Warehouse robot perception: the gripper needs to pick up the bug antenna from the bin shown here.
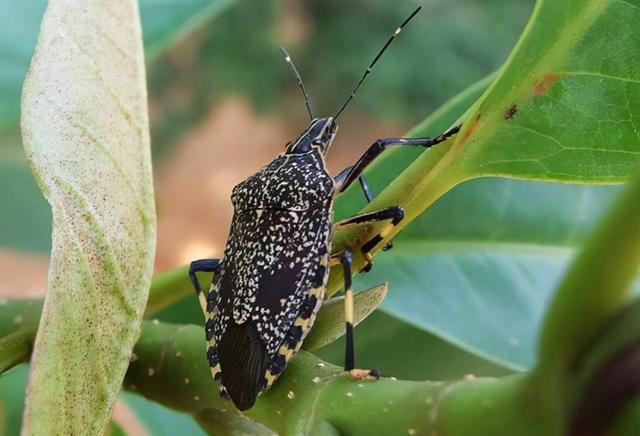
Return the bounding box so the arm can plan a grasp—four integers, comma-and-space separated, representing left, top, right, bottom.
333, 6, 422, 121
281, 47, 314, 121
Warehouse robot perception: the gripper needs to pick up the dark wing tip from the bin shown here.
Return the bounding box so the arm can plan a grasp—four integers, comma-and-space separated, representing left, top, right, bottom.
218, 320, 270, 411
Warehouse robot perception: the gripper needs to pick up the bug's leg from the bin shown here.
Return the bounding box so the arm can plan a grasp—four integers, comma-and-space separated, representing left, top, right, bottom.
334, 207, 404, 272
335, 125, 461, 194
335, 167, 374, 202
188, 259, 221, 316
335, 168, 395, 252
335, 250, 380, 380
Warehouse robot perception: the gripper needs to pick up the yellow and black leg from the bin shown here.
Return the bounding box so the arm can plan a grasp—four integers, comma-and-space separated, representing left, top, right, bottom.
189, 258, 221, 316
337, 250, 380, 379
335, 207, 404, 272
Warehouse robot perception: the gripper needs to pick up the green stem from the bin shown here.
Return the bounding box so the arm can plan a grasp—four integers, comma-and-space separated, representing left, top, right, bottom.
125, 321, 529, 436
537, 170, 640, 373
0, 328, 34, 373
144, 265, 196, 317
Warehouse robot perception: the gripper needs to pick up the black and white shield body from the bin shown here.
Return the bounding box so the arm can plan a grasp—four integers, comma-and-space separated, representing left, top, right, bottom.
205, 146, 334, 410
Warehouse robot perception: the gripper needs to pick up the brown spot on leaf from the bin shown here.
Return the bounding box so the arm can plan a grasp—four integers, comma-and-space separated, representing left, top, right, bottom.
504, 104, 518, 120
533, 74, 561, 96
458, 114, 481, 146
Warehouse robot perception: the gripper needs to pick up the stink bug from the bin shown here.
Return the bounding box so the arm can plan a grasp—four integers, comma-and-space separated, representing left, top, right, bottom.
189, 6, 461, 411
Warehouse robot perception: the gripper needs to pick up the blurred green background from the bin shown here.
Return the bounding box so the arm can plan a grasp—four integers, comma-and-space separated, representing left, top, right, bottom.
0, 0, 533, 254
0, 0, 542, 434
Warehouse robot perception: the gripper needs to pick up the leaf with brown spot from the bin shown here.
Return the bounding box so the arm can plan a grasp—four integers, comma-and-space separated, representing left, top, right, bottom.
532, 73, 562, 96
330, 0, 640, 284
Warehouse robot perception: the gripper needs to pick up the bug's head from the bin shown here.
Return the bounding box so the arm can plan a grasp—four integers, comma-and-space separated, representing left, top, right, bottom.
285, 117, 338, 155
282, 6, 421, 156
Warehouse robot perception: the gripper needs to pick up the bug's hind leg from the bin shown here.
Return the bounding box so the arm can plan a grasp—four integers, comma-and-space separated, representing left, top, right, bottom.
334, 207, 404, 272
334, 250, 380, 380
189, 258, 221, 317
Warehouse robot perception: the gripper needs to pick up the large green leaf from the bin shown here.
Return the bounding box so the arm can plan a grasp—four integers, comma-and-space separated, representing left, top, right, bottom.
461, 0, 640, 182
329, 0, 640, 281
20, 1, 156, 433
325, 0, 640, 370
434, 168, 640, 436
353, 178, 622, 370
0, 0, 234, 128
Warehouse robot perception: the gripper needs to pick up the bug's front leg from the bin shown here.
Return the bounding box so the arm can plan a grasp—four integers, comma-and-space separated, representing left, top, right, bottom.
332, 250, 380, 380
334, 124, 461, 194
334, 207, 404, 272
189, 258, 221, 316
335, 166, 374, 203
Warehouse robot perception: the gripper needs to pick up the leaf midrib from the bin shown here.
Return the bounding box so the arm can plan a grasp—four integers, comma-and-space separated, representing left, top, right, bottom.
391, 239, 579, 254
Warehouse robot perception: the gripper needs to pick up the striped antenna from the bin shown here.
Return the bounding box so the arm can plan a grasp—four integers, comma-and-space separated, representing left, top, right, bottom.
333, 6, 422, 121
281, 47, 314, 121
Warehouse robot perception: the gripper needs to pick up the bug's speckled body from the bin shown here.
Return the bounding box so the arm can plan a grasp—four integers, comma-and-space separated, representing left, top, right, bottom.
205, 119, 338, 410
188, 6, 456, 411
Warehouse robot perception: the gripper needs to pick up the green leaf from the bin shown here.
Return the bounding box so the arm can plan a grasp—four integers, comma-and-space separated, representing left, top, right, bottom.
329, 0, 640, 282
0, 0, 235, 128
326, 0, 640, 369
353, 178, 622, 370
459, 0, 640, 182
303, 283, 387, 351
333, 74, 494, 221
20, 1, 156, 433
